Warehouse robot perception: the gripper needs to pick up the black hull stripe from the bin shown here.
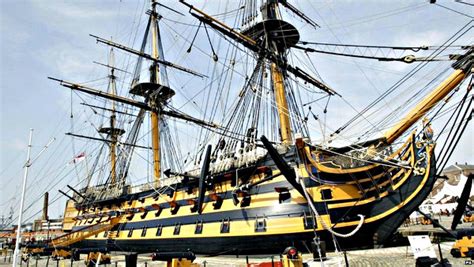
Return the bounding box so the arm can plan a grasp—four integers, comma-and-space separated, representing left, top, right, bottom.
73, 171, 425, 237
78, 169, 401, 223
73, 203, 313, 231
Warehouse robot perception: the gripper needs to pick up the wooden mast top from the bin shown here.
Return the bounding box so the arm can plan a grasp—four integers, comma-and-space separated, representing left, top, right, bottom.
98, 48, 125, 185
261, 0, 296, 145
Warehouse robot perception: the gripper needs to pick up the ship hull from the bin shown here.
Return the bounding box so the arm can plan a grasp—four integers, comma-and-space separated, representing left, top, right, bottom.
71, 143, 436, 255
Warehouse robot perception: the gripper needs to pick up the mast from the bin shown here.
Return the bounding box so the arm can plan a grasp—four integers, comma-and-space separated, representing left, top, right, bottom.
150, 0, 162, 187
383, 51, 472, 144
271, 63, 292, 144
98, 48, 125, 185
264, 1, 293, 144
180, 0, 337, 145
108, 49, 118, 184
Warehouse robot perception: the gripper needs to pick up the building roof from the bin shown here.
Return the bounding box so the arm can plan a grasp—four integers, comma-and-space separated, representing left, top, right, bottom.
441, 163, 474, 176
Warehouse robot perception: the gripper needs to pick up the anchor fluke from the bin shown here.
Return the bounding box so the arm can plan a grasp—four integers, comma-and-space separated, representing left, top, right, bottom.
260, 135, 306, 197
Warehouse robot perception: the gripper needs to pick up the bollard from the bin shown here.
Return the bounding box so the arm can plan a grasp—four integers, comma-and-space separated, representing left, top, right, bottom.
115, 261, 118, 267
56, 259, 59, 267
35, 257, 38, 267
46, 256, 50, 266
145, 262, 147, 267
70, 256, 74, 267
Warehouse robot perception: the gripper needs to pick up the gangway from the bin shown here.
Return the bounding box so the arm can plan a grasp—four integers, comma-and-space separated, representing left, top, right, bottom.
51, 216, 121, 248
23, 216, 122, 259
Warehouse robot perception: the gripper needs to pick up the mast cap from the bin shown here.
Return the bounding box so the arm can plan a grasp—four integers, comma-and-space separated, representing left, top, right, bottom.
242, 19, 300, 49
130, 82, 175, 101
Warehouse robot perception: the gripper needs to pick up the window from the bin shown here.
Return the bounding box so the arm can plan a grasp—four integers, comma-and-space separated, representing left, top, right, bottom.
220, 218, 230, 233
141, 227, 147, 237
212, 197, 223, 210
321, 189, 333, 200
127, 228, 134, 237
173, 223, 181, 235
255, 217, 266, 232
303, 212, 316, 230
240, 195, 251, 207
156, 225, 163, 236
195, 220, 203, 234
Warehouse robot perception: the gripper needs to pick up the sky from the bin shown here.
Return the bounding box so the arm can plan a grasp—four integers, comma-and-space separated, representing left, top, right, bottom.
0, 0, 473, 225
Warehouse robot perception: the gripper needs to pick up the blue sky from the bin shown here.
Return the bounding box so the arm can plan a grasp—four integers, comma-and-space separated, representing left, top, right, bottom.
1, 0, 472, 223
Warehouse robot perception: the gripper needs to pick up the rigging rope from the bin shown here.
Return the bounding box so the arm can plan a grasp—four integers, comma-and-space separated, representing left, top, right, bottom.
332, 20, 473, 138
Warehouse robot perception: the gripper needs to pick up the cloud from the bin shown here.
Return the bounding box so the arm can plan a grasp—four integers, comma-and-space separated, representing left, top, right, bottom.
31, 1, 119, 21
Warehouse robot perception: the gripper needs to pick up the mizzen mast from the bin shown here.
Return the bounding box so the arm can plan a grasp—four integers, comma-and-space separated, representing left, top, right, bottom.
98, 48, 125, 185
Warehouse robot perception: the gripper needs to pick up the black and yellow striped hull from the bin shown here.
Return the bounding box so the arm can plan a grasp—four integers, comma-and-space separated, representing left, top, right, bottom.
63, 138, 436, 254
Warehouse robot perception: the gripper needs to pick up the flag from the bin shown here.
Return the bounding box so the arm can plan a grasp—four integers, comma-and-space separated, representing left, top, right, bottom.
71, 152, 86, 164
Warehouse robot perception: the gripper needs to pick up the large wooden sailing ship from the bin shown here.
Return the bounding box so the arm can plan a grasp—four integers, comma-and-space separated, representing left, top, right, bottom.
41, 0, 472, 260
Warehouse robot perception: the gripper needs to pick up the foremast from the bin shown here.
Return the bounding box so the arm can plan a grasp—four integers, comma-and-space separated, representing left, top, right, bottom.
51, 0, 223, 195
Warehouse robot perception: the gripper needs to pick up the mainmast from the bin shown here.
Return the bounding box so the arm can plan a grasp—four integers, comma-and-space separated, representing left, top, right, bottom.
181, 0, 337, 145
150, 0, 162, 186
109, 51, 118, 184
127, 0, 176, 187
260, 0, 296, 145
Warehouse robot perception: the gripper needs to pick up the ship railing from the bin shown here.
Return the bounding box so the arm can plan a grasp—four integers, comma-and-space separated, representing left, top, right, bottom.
74, 183, 126, 202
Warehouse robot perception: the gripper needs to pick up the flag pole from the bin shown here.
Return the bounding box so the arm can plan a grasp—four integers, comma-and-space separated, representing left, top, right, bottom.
12, 131, 55, 266
12, 128, 33, 267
